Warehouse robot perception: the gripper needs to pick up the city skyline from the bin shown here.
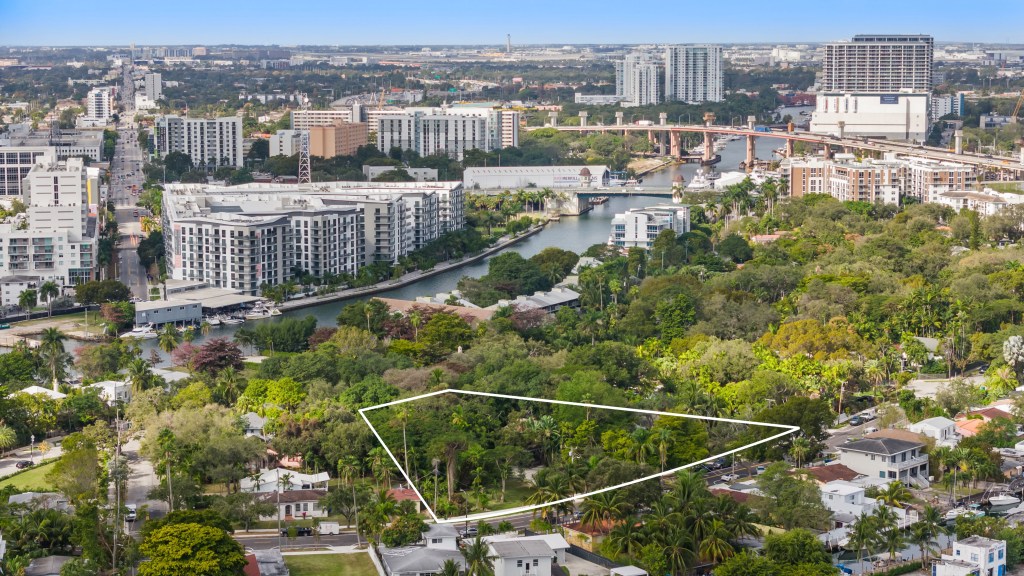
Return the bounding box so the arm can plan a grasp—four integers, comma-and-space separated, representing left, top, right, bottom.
1, 0, 1023, 46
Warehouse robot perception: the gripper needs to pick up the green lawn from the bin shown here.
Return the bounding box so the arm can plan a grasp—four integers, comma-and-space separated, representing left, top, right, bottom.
284, 553, 376, 576
0, 461, 57, 491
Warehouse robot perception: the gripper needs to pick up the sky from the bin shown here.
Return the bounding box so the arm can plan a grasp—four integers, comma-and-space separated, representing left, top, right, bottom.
1, 0, 1022, 46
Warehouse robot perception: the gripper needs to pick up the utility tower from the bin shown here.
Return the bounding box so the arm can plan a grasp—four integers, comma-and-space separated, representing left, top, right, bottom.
298, 92, 311, 186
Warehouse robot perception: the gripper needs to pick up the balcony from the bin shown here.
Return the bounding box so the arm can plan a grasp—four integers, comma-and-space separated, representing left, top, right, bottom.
889, 455, 929, 472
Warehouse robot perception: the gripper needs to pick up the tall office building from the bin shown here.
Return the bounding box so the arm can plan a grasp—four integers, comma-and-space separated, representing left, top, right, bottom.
0, 146, 57, 196
144, 72, 162, 102
664, 45, 724, 104
154, 115, 244, 168
616, 52, 660, 107
821, 35, 934, 92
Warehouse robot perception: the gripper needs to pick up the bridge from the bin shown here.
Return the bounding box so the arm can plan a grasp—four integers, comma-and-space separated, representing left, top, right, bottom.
542, 111, 1024, 178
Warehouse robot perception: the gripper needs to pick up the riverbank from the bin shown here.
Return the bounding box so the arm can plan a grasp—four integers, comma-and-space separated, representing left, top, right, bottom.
629, 156, 678, 177
277, 223, 548, 313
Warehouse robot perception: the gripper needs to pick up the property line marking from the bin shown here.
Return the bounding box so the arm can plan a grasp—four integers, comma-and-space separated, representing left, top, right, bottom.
359, 388, 799, 524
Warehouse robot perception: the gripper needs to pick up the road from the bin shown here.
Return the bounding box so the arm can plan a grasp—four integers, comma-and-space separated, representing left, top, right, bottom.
111, 63, 150, 300
0, 439, 65, 479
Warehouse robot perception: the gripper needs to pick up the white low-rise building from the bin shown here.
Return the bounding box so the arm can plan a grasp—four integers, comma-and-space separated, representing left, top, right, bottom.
489, 540, 554, 576
240, 468, 330, 493
810, 91, 931, 142
463, 166, 611, 190
609, 205, 691, 249
933, 535, 1007, 576
483, 534, 570, 563
88, 380, 131, 405
133, 299, 202, 328
820, 480, 880, 519
908, 416, 960, 447
934, 189, 1024, 216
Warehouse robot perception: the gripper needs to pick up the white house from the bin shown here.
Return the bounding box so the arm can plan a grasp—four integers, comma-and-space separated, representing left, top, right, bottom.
422, 524, 459, 551
820, 481, 880, 519
908, 417, 959, 447
257, 489, 326, 520
16, 386, 66, 401
240, 468, 330, 493
483, 533, 571, 563
88, 380, 131, 405
838, 438, 929, 485
242, 412, 267, 439
489, 540, 555, 576
933, 535, 1007, 576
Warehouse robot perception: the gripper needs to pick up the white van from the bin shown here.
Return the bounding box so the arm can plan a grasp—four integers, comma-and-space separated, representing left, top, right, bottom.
317, 521, 341, 535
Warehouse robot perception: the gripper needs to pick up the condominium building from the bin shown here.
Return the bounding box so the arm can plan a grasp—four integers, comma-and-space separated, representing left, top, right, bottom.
269, 129, 303, 157
0, 158, 98, 288
309, 122, 368, 158
616, 52, 660, 107
290, 109, 354, 130
0, 146, 57, 197
932, 93, 965, 121
376, 107, 518, 160
781, 153, 976, 204
2, 124, 104, 162
84, 86, 114, 122
154, 115, 244, 168
608, 205, 690, 249
144, 72, 162, 102
162, 181, 464, 293
665, 45, 724, 104
821, 35, 934, 92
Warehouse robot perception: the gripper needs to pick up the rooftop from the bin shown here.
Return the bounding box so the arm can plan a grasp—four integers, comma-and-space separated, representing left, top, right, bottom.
840, 437, 924, 455
958, 535, 1005, 549
488, 540, 555, 559
379, 546, 465, 574
802, 464, 860, 484
423, 523, 459, 539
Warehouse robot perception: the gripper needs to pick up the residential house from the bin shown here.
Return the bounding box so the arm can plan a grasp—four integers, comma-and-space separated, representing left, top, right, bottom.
88, 380, 131, 405
421, 524, 459, 550
908, 417, 959, 447
389, 487, 423, 513
257, 489, 327, 520
242, 412, 267, 439
240, 468, 330, 493
800, 464, 861, 485
8, 492, 70, 512
933, 535, 1007, 576
24, 556, 74, 576
489, 540, 555, 576
483, 534, 570, 563
17, 386, 66, 401
838, 438, 929, 485
956, 419, 988, 438
380, 525, 466, 576
820, 481, 880, 520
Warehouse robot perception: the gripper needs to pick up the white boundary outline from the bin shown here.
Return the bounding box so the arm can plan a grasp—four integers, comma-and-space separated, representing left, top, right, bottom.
359, 388, 799, 524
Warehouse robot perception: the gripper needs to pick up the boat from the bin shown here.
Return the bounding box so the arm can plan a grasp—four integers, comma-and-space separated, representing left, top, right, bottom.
120, 324, 158, 339
245, 305, 274, 320
686, 170, 719, 191
990, 494, 1021, 507
270, 307, 282, 316
218, 314, 244, 325
204, 316, 222, 326
944, 506, 985, 522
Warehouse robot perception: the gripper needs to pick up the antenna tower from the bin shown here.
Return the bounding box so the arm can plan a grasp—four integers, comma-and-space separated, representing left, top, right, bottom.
298, 92, 311, 186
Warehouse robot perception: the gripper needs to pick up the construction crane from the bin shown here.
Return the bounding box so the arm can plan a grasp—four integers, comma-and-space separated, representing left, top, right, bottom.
1013, 88, 1024, 122
377, 87, 387, 111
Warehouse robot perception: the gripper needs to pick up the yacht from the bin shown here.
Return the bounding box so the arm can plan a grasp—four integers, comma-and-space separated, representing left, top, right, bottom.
244, 305, 274, 320
270, 307, 282, 316
686, 170, 719, 191
944, 506, 985, 522
218, 314, 244, 325
990, 494, 1021, 507
204, 316, 222, 326
120, 324, 158, 339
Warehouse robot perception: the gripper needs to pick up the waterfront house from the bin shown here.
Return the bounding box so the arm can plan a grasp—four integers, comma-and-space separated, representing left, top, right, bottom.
837, 438, 928, 485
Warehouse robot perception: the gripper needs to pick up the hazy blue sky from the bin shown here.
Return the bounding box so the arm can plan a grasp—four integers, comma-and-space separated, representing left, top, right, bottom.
1, 0, 1022, 46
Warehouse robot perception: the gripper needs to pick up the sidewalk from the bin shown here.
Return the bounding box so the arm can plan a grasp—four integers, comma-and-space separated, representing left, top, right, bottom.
282, 546, 366, 555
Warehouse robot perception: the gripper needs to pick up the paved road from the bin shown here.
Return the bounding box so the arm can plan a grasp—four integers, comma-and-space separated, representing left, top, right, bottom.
235, 532, 359, 550
0, 440, 64, 479
112, 63, 149, 300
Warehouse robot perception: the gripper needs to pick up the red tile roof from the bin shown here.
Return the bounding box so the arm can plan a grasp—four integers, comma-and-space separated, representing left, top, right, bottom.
388, 488, 420, 502
802, 464, 860, 483
710, 488, 751, 504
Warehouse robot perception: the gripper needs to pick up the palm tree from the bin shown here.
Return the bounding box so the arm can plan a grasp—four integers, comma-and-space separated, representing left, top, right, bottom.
911, 522, 937, 565
38, 281, 59, 317
18, 288, 37, 313
848, 512, 877, 568
181, 326, 196, 343
876, 481, 913, 508
199, 320, 212, 337
789, 437, 812, 468
580, 491, 625, 534
215, 366, 241, 404
659, 526, 697, 576
0, 425, 16, 457
39, 327, 67, 385
607, 519, 645, 561
158, 324, 181, 354
338, 456, 362, 545
439, 559, 461, 576
698, 519, 735, 564
126, 358, 153, 395
462, 536, 496, 576
652, 428, 673, 472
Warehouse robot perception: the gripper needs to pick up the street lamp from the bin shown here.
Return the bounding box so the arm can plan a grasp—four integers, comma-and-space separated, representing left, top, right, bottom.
29, 434, 34, 464
432, 459, 440, 515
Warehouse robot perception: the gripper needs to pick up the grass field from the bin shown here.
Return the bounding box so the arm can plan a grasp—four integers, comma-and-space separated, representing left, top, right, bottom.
284, 553, 376, 576
0, 461, 57, 491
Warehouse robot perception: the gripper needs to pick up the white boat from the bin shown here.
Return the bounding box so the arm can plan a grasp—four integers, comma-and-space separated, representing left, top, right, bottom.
270, 307, 282, 316
204, 316, 222, 326
944, 506, 985, 521
686, 170, 719, 191
245, 306, 273, 320
218, 314, 244, 325
990, 494, 1021, 507
120, 324, 158, 339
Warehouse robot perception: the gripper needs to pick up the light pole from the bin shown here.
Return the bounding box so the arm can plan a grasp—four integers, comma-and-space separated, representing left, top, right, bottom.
432, 459, 440, 515
29, 434, 34, 464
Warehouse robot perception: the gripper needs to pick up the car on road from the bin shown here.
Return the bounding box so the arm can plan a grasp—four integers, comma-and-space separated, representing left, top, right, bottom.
755, 465, 766, 475
458, 527, 479, 538
125, 504, 137, 521
864, 426, 879, 434
15, 460, 31, 469
849, 416, 863, 426
133, 210, 139, 217
721, 473, 739, 482
281, 526, 313, 537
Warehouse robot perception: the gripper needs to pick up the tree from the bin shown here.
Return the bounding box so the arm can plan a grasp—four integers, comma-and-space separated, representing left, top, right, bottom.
75, 280, 131, 304
39, 327, 69, 385
875, 481, 912, 507
461, 536, 496, 576
763, 528, 831, 565
753, 463, 830, 530
158, 324, 182, 354
788, 436, 812, 468
18, 288, 37, 311
1005, 335, 1024, 384
717, 233, 753, 263
138, 523, 246, 576
419, 312, 473, 363
192, 338, 244, 374
39, 281, 60, 317
0, 425, 16, 457
46, 434, 101, 504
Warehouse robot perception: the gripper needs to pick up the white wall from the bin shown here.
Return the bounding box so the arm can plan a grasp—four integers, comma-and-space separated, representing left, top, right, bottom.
810, 92, 930, 142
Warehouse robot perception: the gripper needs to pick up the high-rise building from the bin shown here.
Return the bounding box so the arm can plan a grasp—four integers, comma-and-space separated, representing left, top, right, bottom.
376, 107, 518, 160
664, 45, 724, 104
616, 52, 660, 107
821, 35, 934, 92
144, 72, 162, 102
0, 146, 57, 197
79, 87, 115, 127
0, 157, 99, 289
154, 115, 244, 168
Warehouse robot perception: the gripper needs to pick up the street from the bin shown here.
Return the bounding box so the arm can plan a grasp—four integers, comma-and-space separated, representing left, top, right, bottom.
111, 63, 149, 300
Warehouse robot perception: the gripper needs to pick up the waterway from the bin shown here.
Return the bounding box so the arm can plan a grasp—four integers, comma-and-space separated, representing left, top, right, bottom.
65, 105, 817, 362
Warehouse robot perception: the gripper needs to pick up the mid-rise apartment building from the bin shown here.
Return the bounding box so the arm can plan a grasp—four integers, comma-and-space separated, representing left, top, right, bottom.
290, 109, 354, 130
85, 86, 114, 122
2, 124, 104, 161
664, 45, 724, 104
0, 158, 98, 288
616, 52, 660, 107
154, 115, 244, 168
162, 181, 464, 293
608, 205, 690, 249
821, 35, 934, 93
781, 153, 975, 204
144, 72, 162, 102
376, 107, 518, 160
309, 122, 368, 158
269, 129, 303, 157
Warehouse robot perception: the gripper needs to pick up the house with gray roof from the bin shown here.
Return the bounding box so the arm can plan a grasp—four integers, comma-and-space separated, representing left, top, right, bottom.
489, 540, 555, 576
379, 545, 465, 576
422, 523, 459, 550
838, 437, 928, 485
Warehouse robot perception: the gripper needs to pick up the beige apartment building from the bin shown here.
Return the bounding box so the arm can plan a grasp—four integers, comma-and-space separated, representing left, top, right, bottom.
309, 122, 368, 158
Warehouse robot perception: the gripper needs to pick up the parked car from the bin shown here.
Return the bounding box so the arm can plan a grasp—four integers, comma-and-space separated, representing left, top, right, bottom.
14, 460, 31, 469
281, 526, 313, 537
0, 323, 10, 330
125, 504, 137, 522
721, 473, 739, 482
849, 416, 863, 426
755, 465, 766, 475
459, 527, 479, 538
864, 426, 879, 434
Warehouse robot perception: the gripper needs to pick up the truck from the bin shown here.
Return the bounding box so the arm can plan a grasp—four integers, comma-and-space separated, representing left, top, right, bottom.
753, 125, 772, 133
317, 521, 341, 535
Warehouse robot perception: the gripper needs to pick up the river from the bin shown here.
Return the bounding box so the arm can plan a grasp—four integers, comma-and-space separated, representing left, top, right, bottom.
66, 105, 816, 362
